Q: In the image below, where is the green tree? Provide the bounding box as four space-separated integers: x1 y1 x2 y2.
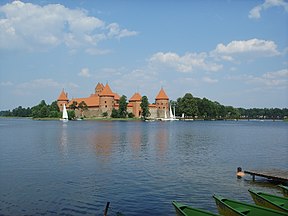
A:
111 108 119 118
39 106 49 118
78 101 88 118
140 96 150 120
67 110 75 120
178 93 198 117
128 112 135 118
102 111 108 117
69 101 78 110
118 95 128 118
50 101 60 112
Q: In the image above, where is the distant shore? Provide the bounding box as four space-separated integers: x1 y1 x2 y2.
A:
1 116 287 122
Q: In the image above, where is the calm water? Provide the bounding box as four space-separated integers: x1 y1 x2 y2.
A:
0 118 287 215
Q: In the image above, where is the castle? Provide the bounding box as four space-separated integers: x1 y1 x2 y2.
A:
57 83 170 119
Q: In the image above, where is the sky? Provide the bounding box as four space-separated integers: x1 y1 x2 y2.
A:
0 0 287 110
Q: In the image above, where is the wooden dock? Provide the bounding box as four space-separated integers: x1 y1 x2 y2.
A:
244 169 288 183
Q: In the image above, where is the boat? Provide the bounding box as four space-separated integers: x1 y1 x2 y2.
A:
248 189 288 213
213 195 287 216
60 104 69 122
161 105 179 121
279 185 288 197
172 201 219 216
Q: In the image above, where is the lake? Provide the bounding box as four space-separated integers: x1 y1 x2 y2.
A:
0 118 287 215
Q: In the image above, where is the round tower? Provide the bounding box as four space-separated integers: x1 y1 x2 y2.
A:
129 92 142 118
99 83 115 115
155 88 169 118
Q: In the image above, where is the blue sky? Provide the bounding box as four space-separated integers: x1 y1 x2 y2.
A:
0 0 287 110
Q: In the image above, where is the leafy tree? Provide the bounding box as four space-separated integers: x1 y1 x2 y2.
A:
128 112 135 118
118 95 128 118
102 111 108 117
111 108 119 118
39 106 49 118
140 96 150 120
50 101 60 112
178 93 198 117
67 110 75 120
78 101 88 117
69 101 78 110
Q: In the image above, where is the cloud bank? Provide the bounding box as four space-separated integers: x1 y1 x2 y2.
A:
0 1 138 52
249 0 288 19
149 38 281 73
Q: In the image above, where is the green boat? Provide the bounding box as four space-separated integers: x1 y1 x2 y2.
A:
279 185 288 198
213 195 288 216
249 189 288 213
172 201 219 216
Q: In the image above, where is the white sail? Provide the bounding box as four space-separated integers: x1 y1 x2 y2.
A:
169 104 173 118
173 106 176 119
62 104 68 120
164 107 167 119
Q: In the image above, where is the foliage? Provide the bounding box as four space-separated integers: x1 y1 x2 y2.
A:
176 93 198 117
102 111 108 117
67 110 75 120
78 101 88 117
128 112 135 118
111 108 119 118
140 96 150 120
69 101 78 110
173 93 288 120
118 95 128 118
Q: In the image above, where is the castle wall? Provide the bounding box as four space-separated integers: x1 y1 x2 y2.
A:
99 96 114 116
149 107 158 119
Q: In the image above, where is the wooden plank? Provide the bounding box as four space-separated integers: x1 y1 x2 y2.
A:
244 169 288 182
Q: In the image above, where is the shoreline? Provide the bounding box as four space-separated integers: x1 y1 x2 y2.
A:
0 116 286 122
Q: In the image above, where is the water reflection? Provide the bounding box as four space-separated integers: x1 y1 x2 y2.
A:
59 123 68 156
155 125 169 156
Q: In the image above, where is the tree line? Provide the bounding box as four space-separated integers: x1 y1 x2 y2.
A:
172 93 288 120
0 100 74 119
1 93 287 120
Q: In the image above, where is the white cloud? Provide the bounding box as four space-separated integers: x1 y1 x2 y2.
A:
213 38 280 56
211 39 281 64
78 68 91 77
149 52 222 73
107 23 138 39
229 68 288 88
0 1 138 52
249 0 288 19
0 81 13 86
202 76 218 84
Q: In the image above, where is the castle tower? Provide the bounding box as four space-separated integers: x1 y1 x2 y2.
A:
57 89 69 111
155 88 169 118
129 92 142 118
95 82 104 96
99 83 115 115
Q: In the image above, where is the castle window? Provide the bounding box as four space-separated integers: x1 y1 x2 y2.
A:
105 101 107 103
105 105 107 108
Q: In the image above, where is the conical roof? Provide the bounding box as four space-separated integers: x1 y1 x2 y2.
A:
95 82 104 91
155 88 169 100
57 89 68 101
129 92 142 102
99 83 114 97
